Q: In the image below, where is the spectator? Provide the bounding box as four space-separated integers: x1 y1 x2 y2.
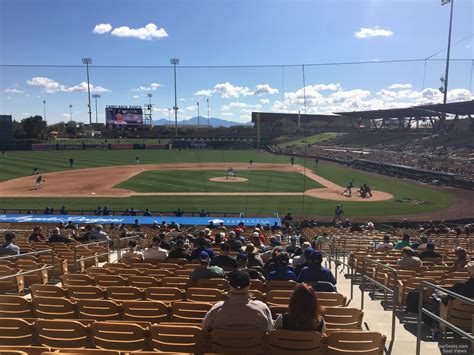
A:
65 221 77 230
189 251 226 285
29 226 46 242
266 252 297 281
295 247 317 276
167 240 190 260
143 208 152 217
236 253 266 282
48 228 73 243
174 208 184 217
297 250 336 285
60 206 67 215
440 261 474 305
201 269 273 332
397 247 422 268
133 219 141 231
273 283 326 332
418 242 442 261
413 236 429 250
121 240 144 262
211 243 238 269
89 225 111 243
285 236 298 255
243 243 264 269
394 233 411 250
143 235 169 262
94 206 102 216
376 235 393 250
102 206 109 216
190 238 215 261
0 232 20 255
448 247 471 273
292 242 312 268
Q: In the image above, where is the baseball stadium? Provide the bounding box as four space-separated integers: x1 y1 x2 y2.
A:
0 1 473 354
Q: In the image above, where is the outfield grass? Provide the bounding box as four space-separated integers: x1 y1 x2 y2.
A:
0 150 454 216
274 132 344 148
116 170 323 192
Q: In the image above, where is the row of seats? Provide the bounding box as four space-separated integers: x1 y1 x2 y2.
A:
0 296 362 328
28 284 347 306
0 318 384 354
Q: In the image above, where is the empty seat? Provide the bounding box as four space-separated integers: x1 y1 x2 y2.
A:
144 287 185 303
266 290 292 305
266 280 297 291
186 287 224 303
150 323 205 353
113 268 143 277
440 298 474 336
31 297 76 319
90 321 149 352
123 300 170 323
171 301 213 323
268 329 322 355
325 331 386 355
105 286 143 301
142 269 174 278
161 277 192 289
0 346 49 355
209 329 266 355
0 318 34 346
315 292 347 307
322 307 364 330
76 299 121 321
94 275 127 287
0 266 25 294
35 319 89 349
66 286 105 300
62 274 94 287
196 278 229 290
128 275 161 288
86 267 114 277
30 284 66 298
0 295 33 318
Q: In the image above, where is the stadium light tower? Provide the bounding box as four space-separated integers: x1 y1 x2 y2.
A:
42 100 47 125
82 57 93 125
441 0 454 105
170 58 180 136
147 93 153 126
197 102 200 126
68 104 73 122
207 98 210 128
92 94 100 124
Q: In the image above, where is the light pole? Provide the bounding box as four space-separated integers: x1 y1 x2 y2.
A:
42 100 47 124
442 0 454 105
82 57 93 125
69 104 73 122
168 108 171 125
170 58 179 137
147 93 153 126
197 102 200 126
92 94 100 124
207 98 210 128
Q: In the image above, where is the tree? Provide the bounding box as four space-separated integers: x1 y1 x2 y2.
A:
65 121 78 137
21 115 46 139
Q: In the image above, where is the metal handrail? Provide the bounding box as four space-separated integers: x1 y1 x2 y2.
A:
416 281 474 355
0 248 52 261
72 240 110 273
114 235 144 261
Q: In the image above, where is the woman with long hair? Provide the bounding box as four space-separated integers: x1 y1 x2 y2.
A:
273 283 325 332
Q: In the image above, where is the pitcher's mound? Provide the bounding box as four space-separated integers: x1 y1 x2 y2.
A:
209 177 248 183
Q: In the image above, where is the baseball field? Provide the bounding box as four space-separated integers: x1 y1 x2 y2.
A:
0 149 460 220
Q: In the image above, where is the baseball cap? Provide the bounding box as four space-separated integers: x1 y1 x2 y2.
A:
228 269 250 290
426 242 435 250
252 232 259 238
199 251 210 261
311 250 323 262
304 247 315 258
236 253 248 262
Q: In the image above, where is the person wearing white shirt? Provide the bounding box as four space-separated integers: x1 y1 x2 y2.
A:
376 235 393 250
143 235 168 262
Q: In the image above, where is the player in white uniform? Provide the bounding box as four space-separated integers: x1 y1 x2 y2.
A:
226 167 236 179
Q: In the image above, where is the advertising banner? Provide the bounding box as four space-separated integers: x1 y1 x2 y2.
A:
106 105 143 130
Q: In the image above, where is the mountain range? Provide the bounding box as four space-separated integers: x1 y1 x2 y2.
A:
151 116 252 127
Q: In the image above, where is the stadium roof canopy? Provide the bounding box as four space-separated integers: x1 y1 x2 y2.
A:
334 107 430 120
251 112 342 123
416 100 474 116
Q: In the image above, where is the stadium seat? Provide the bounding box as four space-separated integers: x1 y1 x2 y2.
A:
0 346 49 355
171 301 213 323
439 298 474 337
86 267 114 277
266 289 292 305
196 278 229 290
0 266 25 295
35 319 89 349
66 285 105 300
61 274 94 287
185 287 225 303
76 299 121 320
209 329 266 354
90 321 149 351
30 284 66 298
0 295 33 318
150 323 206 353
94 275 127 287
113 268 143 277
105 286 144 301
14 259 48 287
266 280 297 291
142 268 174 278
144 287 185 303
161 277 192 289
127 275 161 288
122 300 170 323
31 297 76 319
324 331 386 355
268 329 323 355
315 292 347 307
43 350 119 355
0 318 34 346
322 307 364 329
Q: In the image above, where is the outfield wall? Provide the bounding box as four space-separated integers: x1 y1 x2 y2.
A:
31 143 168 151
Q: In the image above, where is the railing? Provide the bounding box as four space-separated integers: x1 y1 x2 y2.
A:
72 240 110 273
113 235 144 261
0 249 57 282
416 281 474 355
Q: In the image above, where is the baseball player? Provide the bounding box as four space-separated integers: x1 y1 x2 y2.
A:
32 167 39 175
226 167 236 179
343 180 354 197
34 175 44 190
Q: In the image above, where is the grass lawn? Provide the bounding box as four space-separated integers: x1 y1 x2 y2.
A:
274 132 344 148
0 150 454 217
116 170 323 192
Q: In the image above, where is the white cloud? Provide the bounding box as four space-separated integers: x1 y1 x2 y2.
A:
93 23 112 34
27 76 110 93
228 101 262 109
355 27 393 39
184 105 197 111
388 83 412 90
221 112 233 117
133 95 139 99
272 100 288 112
132 83 161 91
22 112 30 116
194 82 279 98
4 88 24 94
111 23 168 40
260 98 270 104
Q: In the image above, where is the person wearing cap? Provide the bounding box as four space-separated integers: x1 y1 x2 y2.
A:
295 247 317 276
266 252 297 281
242 243 264 269
297 250 336 285
418 243 442 261
189 251 226 285
397 247 422 269
167 239 190 260
236 253 266 282
190 238 215 261
211 243 238 269
292 241 312 267
143 235 169 262
201 269 273 332
285 236 298 256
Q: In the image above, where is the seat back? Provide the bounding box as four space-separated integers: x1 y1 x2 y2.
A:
266 280 297 291
150 323 205 353
90 321 148 352
0 318 34 346
210 329 266 355
186 287 224 303
196 278 229 290
35 319 89 349
161 277 192 289
0 295 33 318
315 292 346 307
67 286 105 300
30 284 66 298
266 290 292 305
268 329 322 355
31 297 77 319
171 301 213 323
144 287 185 303
446 299 474 332
94 275 127 287
105 286 144 301
325 331 386 355
76 299 121 321
62 274 94 286
123 300 170 323
127 275 161 288
322 307 363 329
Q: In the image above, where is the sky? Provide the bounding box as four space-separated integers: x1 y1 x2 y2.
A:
0 0 473 124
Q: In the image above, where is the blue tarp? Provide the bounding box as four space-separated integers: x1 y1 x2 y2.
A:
0 214 281 227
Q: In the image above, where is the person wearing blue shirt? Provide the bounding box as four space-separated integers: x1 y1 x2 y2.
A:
266 252 297 281
297 250 336 285
190 238 215 261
